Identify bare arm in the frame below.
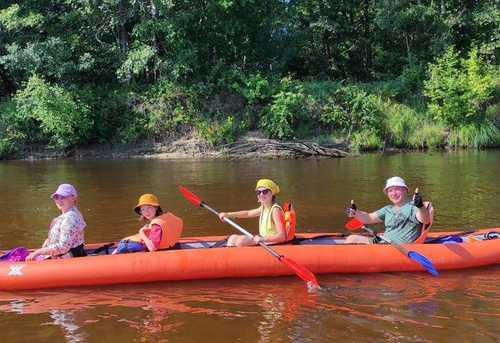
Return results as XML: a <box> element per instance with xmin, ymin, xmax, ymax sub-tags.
<box><xmin>139</xmin><ymin>227</ymin><xmax>156</xmax><ymax>252</ymax></box>
<box><xmin>26</xmin><ymin>215</ymin><xmax>82</xmax><ymax>261</ymax></box>
<box><xmin>219</xmin><ymin>207</ymin><xmax>261</xmax><ymax>221</ymax></box>
<box><xmin>354</xmin><ymin>210</ymin><xmax>383</xmax><ymax>225</ymax></box>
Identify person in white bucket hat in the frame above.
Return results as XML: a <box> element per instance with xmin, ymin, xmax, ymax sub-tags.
<box><xmin>344</xmin><ymin>176</ymin><xmax>431</xmax><ymax>245</ymax></box>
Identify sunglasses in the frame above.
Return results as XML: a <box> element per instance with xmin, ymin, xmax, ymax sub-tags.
<box><xmin>53</xmin><ymin>194</ymin><xmax>69</xmax><ymax>200</ymax></box>
<box><xmin>255</xmin><ymin>189</ymin><xmax>271</xmax><ymax>196</ymax></box>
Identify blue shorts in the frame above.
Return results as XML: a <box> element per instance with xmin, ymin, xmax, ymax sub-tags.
<box><xmin>114</xmin><ymin>240</ymin><xmax>147</xmax><ymax>254</ymax></box>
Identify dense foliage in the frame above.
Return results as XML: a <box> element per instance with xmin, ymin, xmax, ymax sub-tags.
<box><xmin>0</xmin><ymin>0</ymin><xmax>498</xmax><ymax>158</ymax></box>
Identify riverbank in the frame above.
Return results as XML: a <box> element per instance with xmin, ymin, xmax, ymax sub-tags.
<box><xmin>15</xmin><ymin>131</ymin><xmax>349</xmax><ymax>161</ymax></box>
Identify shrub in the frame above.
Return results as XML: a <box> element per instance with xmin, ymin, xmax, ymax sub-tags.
<box><xmin>0</xmin><ymin>137</ymin><xmax>17</xmax><ymax>159</ymax></box>
<box><xmin>408</xmin><ymin>122</ymin><xmax>446</xmax><ymax>150</ymax></box>
<box><xmin>424</xmin><ymin>47</ymin><xmax>496</xmax><ymax>127</ymax></box>
<box><xmin>382</xmin><ymin>101</ymin><xmax>420</xmax><ymax>147</ymax></box>
<box><xmin>145</xmin><ymin>81</ymin><xmax>199</xmax><ymax>137</ymax></box>
<box><xmin>234</xmin><ymin>73</ymin><xmax>275</xmax><ymax>105</ymax></box>
<box><xmin>362</xmin><ymin>60</ymin><xmax>426</xmax><ymax>103</ymax></box>
<box><xmin>14</xmin><ymin>75</ymin><xmax>93</xmax><ymax>148</ymax></box>
<box><xmin>76</xmin><ymin>86</ymin><xmax>133</xmax><ymax>143</ymax></box>
<box><xmin>197</xmin><ymin>115</ymin><xmax>239</xmax><ymax>146</ymax></box>
<box><xmin>260</xmin><ymin>78</ymin><xmax>308</xmax><ymax>139</ymax></box>
<box><xmin>320</xmin><ymin>86</ymin><xmax>386</xmax><ymax>137</ymax></box>
<box><xmin>117</xmin><ymin>43</ymin><xmax>156</xmax><ymax>82</ymax></box>
<box><xmin>350</xmin><ymin>129</ymin><xmax>384</xmax><ymax>152</ymax></box>
<box><xmin>116</xmin><ymin>115</ymin><xmax>149</xmax><ymax>144</ymax></box>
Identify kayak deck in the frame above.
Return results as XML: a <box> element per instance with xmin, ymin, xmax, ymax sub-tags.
<box><xmin>83</xmin><ymin>229</ymin><xmax>500</xmax><ymax>256</ymax></box>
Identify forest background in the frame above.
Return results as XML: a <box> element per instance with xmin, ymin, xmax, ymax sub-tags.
<box><xmin>0</xmin><ymin>0</ymin><xmax>499</xmax><ymax>159</ymax></box>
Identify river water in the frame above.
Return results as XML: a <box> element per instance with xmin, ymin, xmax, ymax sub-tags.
<box><xmin>0</xmin><ymin>151</ymin><xmax>499</xmax><ymax>342</ymax></box>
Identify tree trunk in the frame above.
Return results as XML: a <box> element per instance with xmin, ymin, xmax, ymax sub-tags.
<box><xmin>118</xmin><ymin>0</ymin><xmax>130</xmax><ymax>54</ymax></box>
<box><xmin>0</xmin><ymin>67</ymin><xmax>15</xmax><ymax>96</ymax></box>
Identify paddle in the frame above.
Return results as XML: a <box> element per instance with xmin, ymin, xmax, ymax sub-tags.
<box><xmin>345</xmin><ymin>217</ymin><xmax>439</xmax><ymax>277</ymax></box>
<box><xmin>179</xmin><ymin>185</ymin><xmax>321</xmax><ymax>289</ymax></box>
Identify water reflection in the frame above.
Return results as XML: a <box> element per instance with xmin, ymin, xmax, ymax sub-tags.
<box><xmin>0</xmin><ymin>265</ymin><xmax>498</xmax><ymax>342</ymax></box>
<box><xmin>49</xmin><ymin>310</ymin><xmax>87</xmax><ymax>343</ymax></box>
<box><xmin>0</xmin><ymin>151</ymin><xmax>500</xmax><ymax>342</ymax></box>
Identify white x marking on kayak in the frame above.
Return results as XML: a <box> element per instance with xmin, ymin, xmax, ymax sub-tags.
<box><xmin>8</xmin><ymin>265</ymin><xmax>24</xmax><ymax>276</ymax></box>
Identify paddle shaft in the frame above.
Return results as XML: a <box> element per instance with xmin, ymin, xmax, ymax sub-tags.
<box><xmin>200</xmin><ymin>202</ymin><xmax>283</xmax><ymax>260</ymax></box>
<box><xmin>361</xmin><ymin>226</ymin><xmax>410</xmax><ymax>256</ymax></box>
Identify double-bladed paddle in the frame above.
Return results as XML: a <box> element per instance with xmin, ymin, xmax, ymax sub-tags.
<box><xmin>179</xmin><ymin>186</ymin><xmax>321</xmax><ymax>289</ymax></box>
<box><xmin>345</xmin><ymin>218</ymin><xmax>439</xmax><ymax>277</ymax></box>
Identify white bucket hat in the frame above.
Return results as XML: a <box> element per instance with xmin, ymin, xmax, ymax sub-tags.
<box><xmin>383</xmin><ymin>176</ymin><xmax>408</xmax><ymax>193</ymax></box>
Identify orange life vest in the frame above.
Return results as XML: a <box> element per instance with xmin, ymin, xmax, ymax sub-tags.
<box><xmin>282</xmin><ymin>202</ymin><xmax>296</xmax><ymax>241</ymax></box>
<box><xmin>123</xmin><ymin>212</ymin><xmax>183</xmax><ymax>249</ymax></box>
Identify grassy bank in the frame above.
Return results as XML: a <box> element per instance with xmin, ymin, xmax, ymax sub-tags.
<box><xmin>1</xmin><ymin>48</ymin><xmax>498</xmax><ymax>160</ymax></box>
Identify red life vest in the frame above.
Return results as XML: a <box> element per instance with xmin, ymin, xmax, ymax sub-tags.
<box><xmin>123</xmin><ymin>212</ymin><xmax>183</xmax><ymax>249</ymax></box>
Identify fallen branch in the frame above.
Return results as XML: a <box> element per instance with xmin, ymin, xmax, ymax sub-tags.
<box><xmin>222</xmin><ymin>139</ymin><xmax>348</xmax><ymax>158</ymax></box>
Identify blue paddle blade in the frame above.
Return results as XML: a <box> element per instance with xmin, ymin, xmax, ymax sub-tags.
<box><xmin>408</xmin><ymin>251</ymin><xmax>440</xmax><ymax>277</ymax></box>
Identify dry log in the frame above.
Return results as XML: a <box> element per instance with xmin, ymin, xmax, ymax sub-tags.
<box><xmin>222</xmin><ymin>139</ymin><xmax>348</xmax><ymax>158</ymax></box>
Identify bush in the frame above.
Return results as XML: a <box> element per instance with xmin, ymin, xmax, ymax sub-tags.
<box><xmin>362</xmin><ymin>60</ymin><xmax>426</xmax><ymax>103</ymax></box>
<box><xmin>320</xmin><ymin>86</ymin><xmax>386</xmax><ymax>137</ymax></box>
<box><xmin>197</xmin><ymin>116</ymin><xmax>240</xmax><ymax>146</ymax></box>
<box><xmin>233</xmin><ymin>73</ymin><xmax>275</xmax><ymax>105</ymax></box>
<box><xmin>382</xmin><ymin>101</ymin><xmax>420</xmax><ymax>147</ymax></box>
<box><xmin>351</xmin><ymin>129</ymin><xmax>384</xmax><ymax>152</ymax></box>
<box><xmin>143</xmin><ymin>81</ymin><xmax>199</xmax><ymax>138</ymax></box>
<box><xmin>76</xmin><ymin>86</ymin><xmax>133</xmax><ymax>143</ymax></box>
<box><xmin>260</xmin><ymin>78</ymin><xmax>308</xmax><ymax>139</ymax></box>
<box><xmin>117</xmin><ymin>43</ymin><xmax>156</xmax><ymax>82</ymax></box>
<box><xmin>14</xmin><ymin>75</ymin><xmax>93</xmax><ymax>148</ymax></box>
<box><xmin>408</xmin><ymin>122</ymin><xmax>446</xmax><ymax>149</ymax></box>
<box><xmin>0</xmin><ymin>137</ymin><xmax>17</xmax><ymax>159</ymax></box>
<box><xmin>424</xmin><ymin>47</ymin><xmax>496</xmax><ymax>127</ymax></box>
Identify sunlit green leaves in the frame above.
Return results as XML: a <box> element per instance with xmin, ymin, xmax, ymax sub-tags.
<box><xmin>425</xmin><ymin>47</ymin><xmax>496</xmax><ymax>127</ymax></box>
<box><xmin>14</xmin><ymin>75</ymin><xmax>93</xmax><ymax>148</ymax></box>
<box><xmin>0</xmin><ymin>4</ymin><xmax>44</xmax><ymax>31</ymax></box>
<box><xmin>117</xmin><ymin>43</ymin><xmax>156</xmax><ymax>81</ymax></box>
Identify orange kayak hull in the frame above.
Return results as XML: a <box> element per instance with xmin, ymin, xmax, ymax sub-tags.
<box><xmin>1</xmin><ymin>229</ymin><xmax>499</xmax><ymax>290</ymax></box>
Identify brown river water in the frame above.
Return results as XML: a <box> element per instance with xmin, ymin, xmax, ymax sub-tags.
<box><xmin>0</xmin><ymin>151</ymin><xmax>499</xmax><ymax>342</ymax></box>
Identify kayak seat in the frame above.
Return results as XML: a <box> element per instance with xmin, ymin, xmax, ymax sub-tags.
<box><xmin>169</xmin><ymin>239</ymin><xmax>228</xmax><ymax>250</ymax></box>
<box><xmin>415</xmin><ymin>201</ymin><xmax>433</xmax><ymax>244</ymax></box>
<box><xmin>86</xmin><ymin>243</ymin><xmax>115</xmax><ymax>255</ymax></box>
<box><xmin>291</xmin><ymin>234</ymin><xmax>346</xmax><ymax>245</ymax></box>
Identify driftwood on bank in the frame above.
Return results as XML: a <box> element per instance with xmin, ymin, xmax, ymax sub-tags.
<box><xmin>17</xmin><ymin>136</ymin><xmax>349</xmax><ymax>160</ymax></box>
<box><xmin>222</xmin><ymin>139</ymin><xmax>348</xmax><ymax>158</ymax></box>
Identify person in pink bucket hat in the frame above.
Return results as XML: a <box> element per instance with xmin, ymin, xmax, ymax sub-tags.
<box><xmin>26</xmin><ymin>183</ymin><xmax>87</xmax><ymax>260</ymax></box>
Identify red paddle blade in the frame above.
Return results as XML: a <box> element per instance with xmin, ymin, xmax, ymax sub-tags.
<box><xmin>281</xmin><ymin>257</ymin><xmax>321</xmax><ymax>289</ymax></box>
<box><xmin>179</xmin><ymin>186</ymin><xmax>202</xmax><ymax>207</ymax></box>
<box><xmin>345</xmin><ymin>218</ymin><xmax>364</xmax><ymax>231</ymax></box>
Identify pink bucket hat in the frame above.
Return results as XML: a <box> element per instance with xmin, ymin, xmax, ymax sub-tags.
<box><xmin>51</xmin><ymin>184</ymin><xmax>78</xmax><ymax>199</ymax></box>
